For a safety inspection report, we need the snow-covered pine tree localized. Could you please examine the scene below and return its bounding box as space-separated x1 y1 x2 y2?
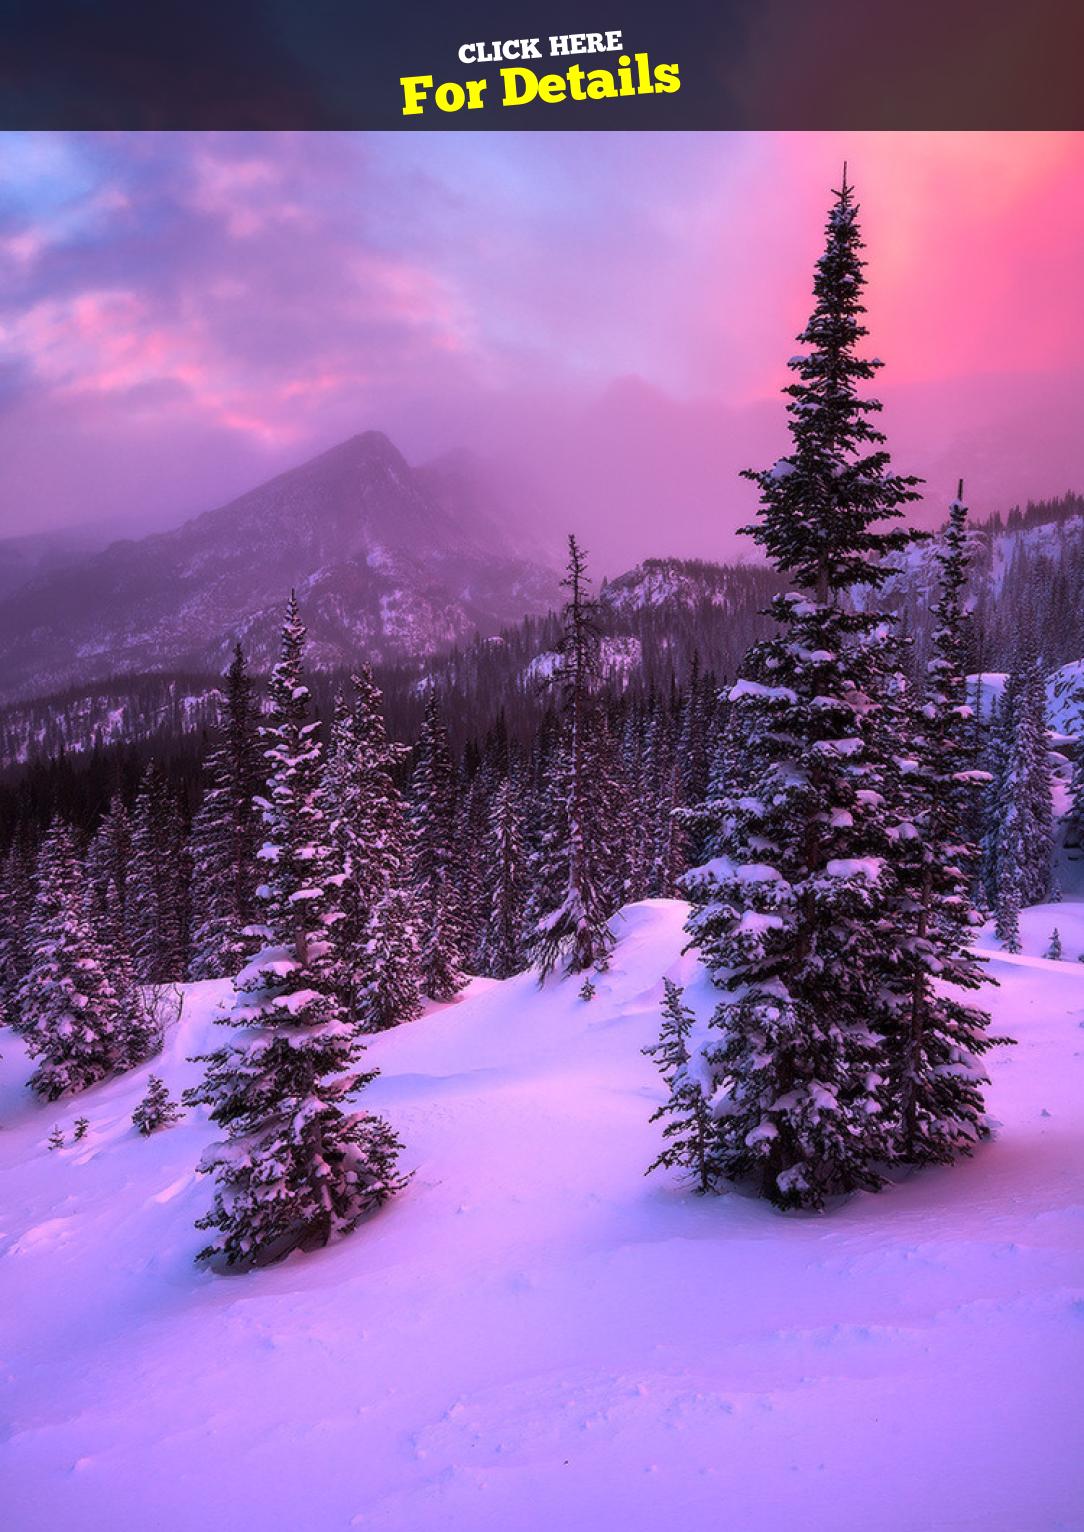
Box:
324 667 421 1031
83 796 155 1066
188 644 262 980
595 705 636 913
995 858 1023 953
1066 745 1084 854
979 692 1007 908
0 826 37 1031
644 703 686 897
48 1124 64 1151
1045 928 1063 960
359 887 424 1034
19 819 130 1100
84 794 132 937
531 535 614 979
410 695 466 1002
987 651 1054 933
132 1074 182 1135
127 765 189 982
643 979 719 1194
453 763 493 973
682 170 922 1209
618 702 649 903
186 596 408 1267
678 683 746 884
1017 655 1055 906
523 718 568 943
890 486 1000 1164
103 874 159 1065
677 655 713 866
479 774 528 979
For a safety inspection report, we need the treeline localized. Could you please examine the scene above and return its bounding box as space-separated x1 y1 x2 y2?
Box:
2 488 1082 812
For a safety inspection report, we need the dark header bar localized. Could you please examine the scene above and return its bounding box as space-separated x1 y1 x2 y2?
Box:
1 0 1080 129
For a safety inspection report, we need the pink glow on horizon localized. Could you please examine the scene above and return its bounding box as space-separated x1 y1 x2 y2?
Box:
0 131 1080 561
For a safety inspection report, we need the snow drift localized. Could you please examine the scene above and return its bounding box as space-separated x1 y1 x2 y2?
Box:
2 898 1083 1531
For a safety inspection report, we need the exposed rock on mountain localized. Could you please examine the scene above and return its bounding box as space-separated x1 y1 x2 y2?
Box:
0 432 559 703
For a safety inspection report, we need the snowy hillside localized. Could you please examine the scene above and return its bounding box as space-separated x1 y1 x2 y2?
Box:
970 664 1084 742
3 899 1082 1532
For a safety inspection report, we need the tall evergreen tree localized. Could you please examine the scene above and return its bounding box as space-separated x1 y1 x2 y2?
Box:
682 171 922 1209
83 795 149 1059
994 857 1024 953
359 887 424 1034
986 651 1054 932
87 862 157 1066
890 487 1001 1163
454 764 493 973
84 793 132 936
127 764 189 982
1066 738 1084 855
187 597 407 1267
643 703 685 897
480 774 528 978
0 826 38 1031
324 668 421 1031
188 644 262 980
19 819 131 1099
677 655 713 866
532 535 614 979
410 696 466 1001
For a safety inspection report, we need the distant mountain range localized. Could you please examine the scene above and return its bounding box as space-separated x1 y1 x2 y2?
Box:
0 431 560 704
0 431 1080 765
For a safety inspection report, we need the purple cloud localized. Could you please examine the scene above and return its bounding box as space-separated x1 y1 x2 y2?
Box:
0 131 1081 567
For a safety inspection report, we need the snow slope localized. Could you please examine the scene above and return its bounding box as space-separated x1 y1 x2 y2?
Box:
2 899 1083 1531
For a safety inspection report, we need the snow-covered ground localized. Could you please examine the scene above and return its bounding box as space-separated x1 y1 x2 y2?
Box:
2 899 1083 1531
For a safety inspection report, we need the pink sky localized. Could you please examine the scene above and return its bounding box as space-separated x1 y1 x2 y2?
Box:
0 131 1080 568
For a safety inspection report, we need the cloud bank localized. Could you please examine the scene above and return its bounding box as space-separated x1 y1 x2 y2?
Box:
0 131 1080 568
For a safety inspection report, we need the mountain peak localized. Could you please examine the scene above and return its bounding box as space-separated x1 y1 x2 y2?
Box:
334 428 402 462
0 430 560 701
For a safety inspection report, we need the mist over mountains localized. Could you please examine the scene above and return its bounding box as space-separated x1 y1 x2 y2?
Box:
0 432 559 703
0 417 1081 746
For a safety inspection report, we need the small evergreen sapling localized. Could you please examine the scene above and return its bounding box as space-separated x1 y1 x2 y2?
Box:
48 1125 64 1151
1045 928 1063 960
73 1116 90 1141
132 1075 182 1135
578 976 596 1001
643 979 718 1194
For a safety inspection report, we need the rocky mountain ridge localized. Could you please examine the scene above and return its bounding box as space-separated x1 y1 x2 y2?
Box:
0 431 560 704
